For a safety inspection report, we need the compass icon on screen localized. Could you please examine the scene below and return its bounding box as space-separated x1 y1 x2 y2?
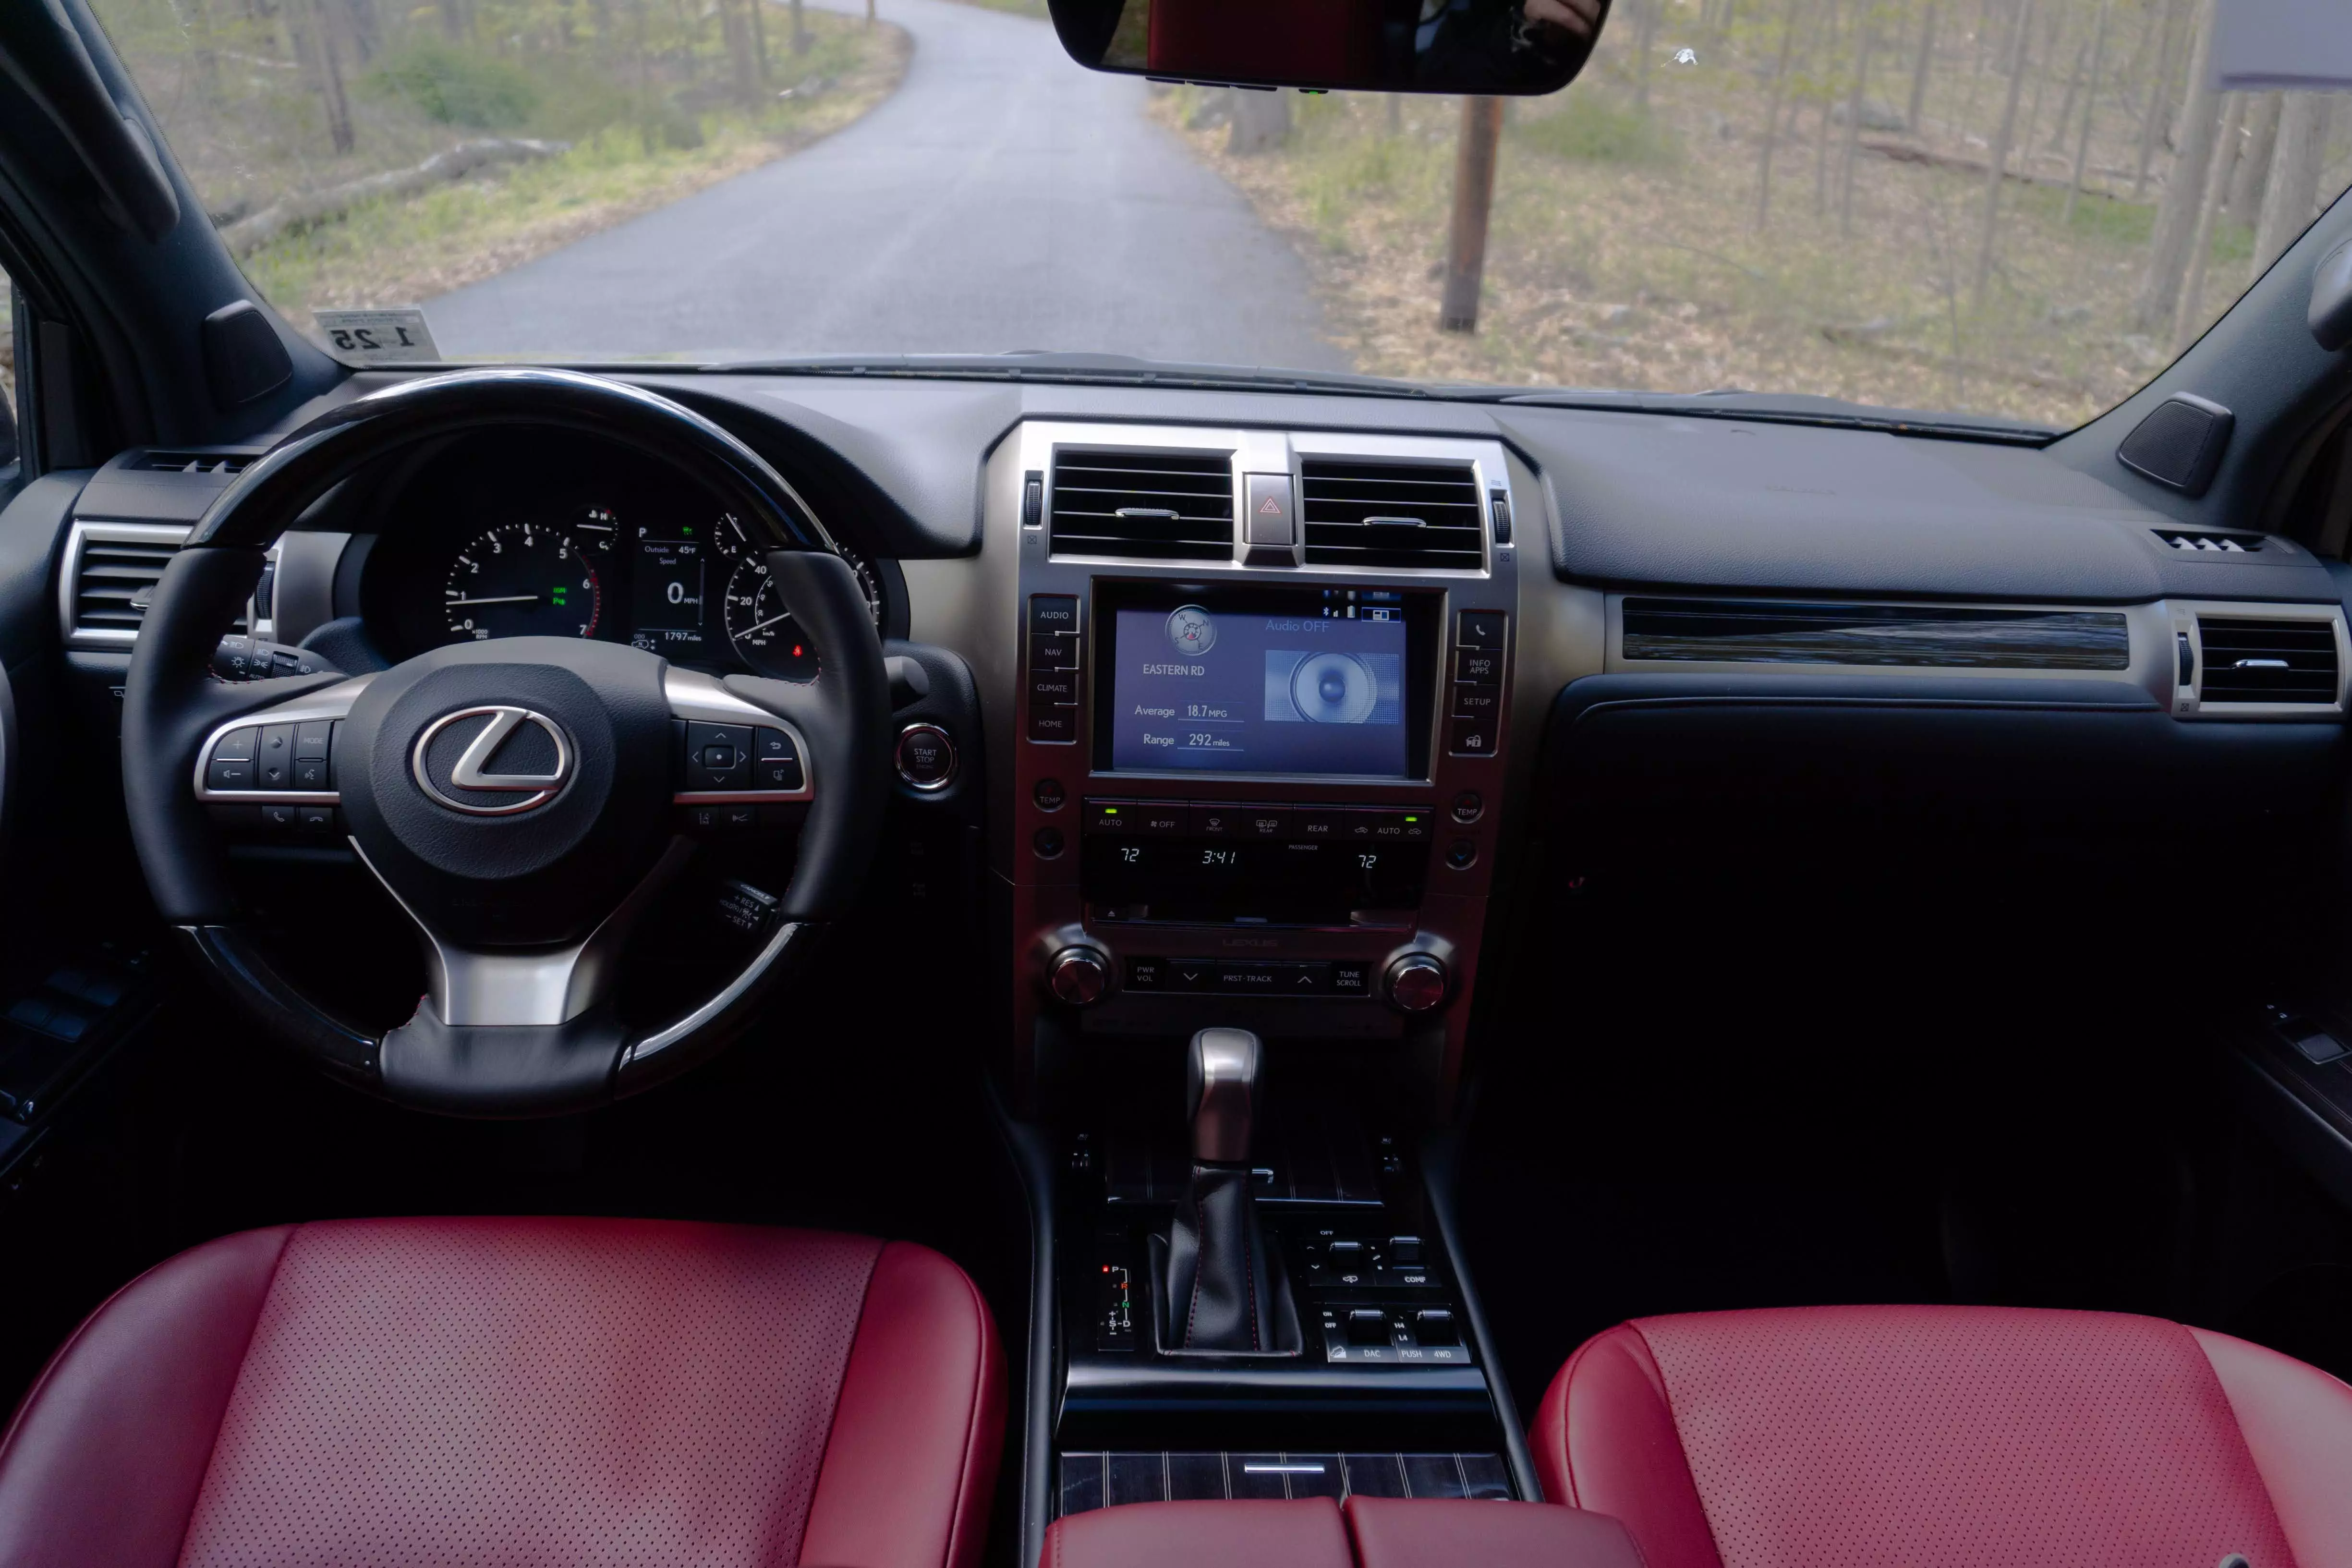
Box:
1166 606 1217 657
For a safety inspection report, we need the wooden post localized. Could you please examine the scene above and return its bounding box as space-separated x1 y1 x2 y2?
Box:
1440 97 1504 333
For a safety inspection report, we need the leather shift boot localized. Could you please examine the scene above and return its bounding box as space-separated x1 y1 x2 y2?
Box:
1164 1162 1274 1351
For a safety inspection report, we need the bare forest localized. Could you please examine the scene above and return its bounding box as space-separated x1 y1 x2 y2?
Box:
1167 0 2352 426
89 0 904 328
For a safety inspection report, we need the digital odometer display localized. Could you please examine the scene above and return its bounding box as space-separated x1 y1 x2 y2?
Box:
1108 592 1411 777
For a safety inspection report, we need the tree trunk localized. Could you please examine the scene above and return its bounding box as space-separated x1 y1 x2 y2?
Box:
299 0 355 156
1813 0 1843 214
2173 91 2244 350
2015 2 2062 178
2225 90 2281 221
1972 0 2035 306
2134 0 2219 329
2133 0 2182 199
723 0 757 104
1838 19 1872 233
1907 0 1937 133
1635 0 1661 110
1441 96 1504 332
2048 26 2089 152
2254 94 2336 276
1755 0 1806 229
1228 89 1291 154
2063 0 2111 225
792 0 810 53
749 0 771 87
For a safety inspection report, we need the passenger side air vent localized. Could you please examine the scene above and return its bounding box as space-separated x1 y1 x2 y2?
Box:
71 532 183 637
2196 617 2340 704
1049 451 1234 560
134 450 256 476
1299 460 1483 570
2156 529 2266 554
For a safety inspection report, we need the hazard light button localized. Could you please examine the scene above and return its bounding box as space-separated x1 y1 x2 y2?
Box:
1245 473 1295 551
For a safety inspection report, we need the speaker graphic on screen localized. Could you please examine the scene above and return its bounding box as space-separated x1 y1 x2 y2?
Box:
1264 650 1403 726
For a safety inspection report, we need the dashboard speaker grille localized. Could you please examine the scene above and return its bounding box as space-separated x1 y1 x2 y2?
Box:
2196 616 2340 704
1299 460 1483 570
1049 451 1234 560
73 536 184 635
134 450 256 475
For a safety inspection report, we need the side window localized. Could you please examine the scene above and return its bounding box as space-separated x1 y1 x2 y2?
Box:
0 270 17 471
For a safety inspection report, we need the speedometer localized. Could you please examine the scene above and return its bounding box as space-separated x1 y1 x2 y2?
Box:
444 520 602 641
713 512 881 681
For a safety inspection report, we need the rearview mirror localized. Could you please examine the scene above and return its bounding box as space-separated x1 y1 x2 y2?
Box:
1048 0 1611 96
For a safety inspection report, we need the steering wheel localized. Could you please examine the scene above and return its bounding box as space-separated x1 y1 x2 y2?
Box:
120 369 891 1117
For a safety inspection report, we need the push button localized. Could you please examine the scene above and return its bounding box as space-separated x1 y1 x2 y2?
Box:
255 725 296 789
206 757 256 791
1027 595 1080 636
212 727 260 763
1127 957 1166 991
1082 799 1136 834
1029 669 1079 705
1456 611 1507 648
294 721 333 759
1453 648 1503 686
684 722 754 790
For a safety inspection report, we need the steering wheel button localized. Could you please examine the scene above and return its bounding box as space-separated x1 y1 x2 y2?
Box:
291 757 330 790
701 743 739 770
754 728 795 760
756 757 803 790
296 806 335 832
206 758 256 791
259 802 298 830
256 725 296 788
212 728 259 763
294 722 334 759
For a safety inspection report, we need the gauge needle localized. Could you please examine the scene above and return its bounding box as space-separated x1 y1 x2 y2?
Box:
446 594 540 606
737 609 795 637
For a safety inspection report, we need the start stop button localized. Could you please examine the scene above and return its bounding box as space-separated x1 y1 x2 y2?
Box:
895 723 957 791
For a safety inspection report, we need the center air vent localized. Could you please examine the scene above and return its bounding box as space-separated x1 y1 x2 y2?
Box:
1299 460 1483 570
1049 451 1234 560
135 450 256 476
71 532 184 638
2196 616 2340 704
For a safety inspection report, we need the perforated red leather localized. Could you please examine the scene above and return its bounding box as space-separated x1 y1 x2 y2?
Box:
1542 1305 2309 1568
1043 1499 1354 1568
172 1217 884 1568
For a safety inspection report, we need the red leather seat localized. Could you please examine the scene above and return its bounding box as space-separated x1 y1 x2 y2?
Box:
1534 1304 2352 1568
0 1216 1003 1568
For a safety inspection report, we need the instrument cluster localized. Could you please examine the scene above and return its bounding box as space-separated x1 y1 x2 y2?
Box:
364 431 885 680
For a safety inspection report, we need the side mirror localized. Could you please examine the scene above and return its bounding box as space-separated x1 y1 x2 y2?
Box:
1049 0 1610 96
2312 238 2352 353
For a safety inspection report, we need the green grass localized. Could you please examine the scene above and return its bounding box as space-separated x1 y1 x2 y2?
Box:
362 40 541 130
1511 95 1681 168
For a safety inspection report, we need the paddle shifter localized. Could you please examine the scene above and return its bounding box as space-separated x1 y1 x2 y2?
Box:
1162 1027 1282 1352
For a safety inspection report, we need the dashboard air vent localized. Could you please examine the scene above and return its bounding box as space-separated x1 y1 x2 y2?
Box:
135 450 255 476
1299 460 1483 570
2156 529 2266 553
2196 616 2340 704
1049 451 1234 560
72 535 183 636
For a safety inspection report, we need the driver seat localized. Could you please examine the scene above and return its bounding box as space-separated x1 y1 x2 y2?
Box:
0 1216 1003 1568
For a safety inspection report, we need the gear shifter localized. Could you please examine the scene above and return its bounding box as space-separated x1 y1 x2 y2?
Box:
1162 1027 1282 1352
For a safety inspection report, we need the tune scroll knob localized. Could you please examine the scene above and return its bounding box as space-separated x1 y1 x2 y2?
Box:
1048 946 1113 1007
1385 954 1448 1014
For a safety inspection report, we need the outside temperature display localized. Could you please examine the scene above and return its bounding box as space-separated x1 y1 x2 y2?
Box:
631 522 715 657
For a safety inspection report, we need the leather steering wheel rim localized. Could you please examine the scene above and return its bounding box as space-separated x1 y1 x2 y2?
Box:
121 368 893 1116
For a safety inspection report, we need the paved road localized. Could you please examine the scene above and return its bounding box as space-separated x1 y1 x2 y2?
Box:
426 0 1342 369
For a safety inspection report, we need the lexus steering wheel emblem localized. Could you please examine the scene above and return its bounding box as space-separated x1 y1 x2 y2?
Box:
412 705 573 815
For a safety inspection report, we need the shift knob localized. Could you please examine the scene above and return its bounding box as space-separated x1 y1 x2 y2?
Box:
1188 1027 1262 1165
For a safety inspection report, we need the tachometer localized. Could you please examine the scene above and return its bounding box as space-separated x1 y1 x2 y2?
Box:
443 520 603 641
714 512 881 681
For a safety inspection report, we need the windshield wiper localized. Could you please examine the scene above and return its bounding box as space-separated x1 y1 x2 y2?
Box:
1474 387 2057 445
701 352 1438 400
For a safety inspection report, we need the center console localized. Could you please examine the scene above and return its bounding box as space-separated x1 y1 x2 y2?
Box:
984 425 1522 1086
930 422 1533 1558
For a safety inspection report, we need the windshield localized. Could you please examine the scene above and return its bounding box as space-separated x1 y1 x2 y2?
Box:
88 0 2352 429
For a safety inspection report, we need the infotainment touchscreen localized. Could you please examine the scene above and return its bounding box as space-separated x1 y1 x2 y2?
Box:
1105 590 1415 777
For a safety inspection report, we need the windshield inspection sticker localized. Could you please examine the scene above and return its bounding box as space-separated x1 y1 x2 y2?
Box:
313 308 440 364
